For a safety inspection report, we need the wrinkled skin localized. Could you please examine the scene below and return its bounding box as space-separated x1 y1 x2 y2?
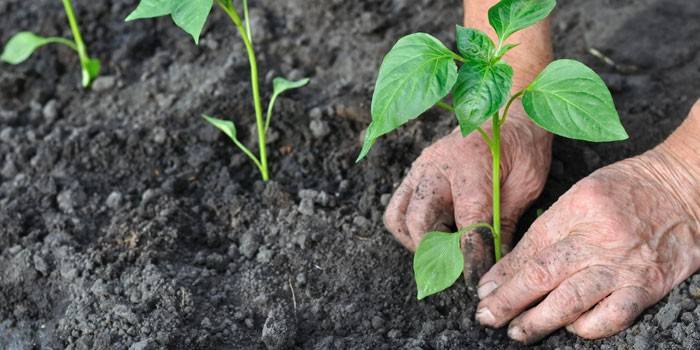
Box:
476 144 700 343
383 107 552 277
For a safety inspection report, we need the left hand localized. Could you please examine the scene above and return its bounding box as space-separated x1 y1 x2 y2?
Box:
474 145 700 343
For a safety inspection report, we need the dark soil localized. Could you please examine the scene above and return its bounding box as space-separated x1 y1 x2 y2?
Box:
1 0 699 349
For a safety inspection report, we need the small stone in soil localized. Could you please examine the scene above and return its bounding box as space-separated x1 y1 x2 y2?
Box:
129 339 156 350
42 99 58 121
380 193 391 206
309 119 330 139
141 189 159 205
689 284 700 298
298 198 314 215
152 127 167 144
256 247 274 263
633 334 650 350
33 254 48 274
239 232 261 259
57 187 86 214
106 191 124 209
655 303 681 330
371 316 384 330
92 76 116 91
353 216 371 230
309 107 323 119
261 305 297 350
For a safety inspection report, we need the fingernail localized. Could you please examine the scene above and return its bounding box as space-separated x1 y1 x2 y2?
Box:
475 307 495 325
508 324 525 341
565 324 575 333
477 281 498 299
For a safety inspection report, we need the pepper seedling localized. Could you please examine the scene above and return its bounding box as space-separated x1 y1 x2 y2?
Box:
356 0 628 299
125 0 309 181
0 0 100 88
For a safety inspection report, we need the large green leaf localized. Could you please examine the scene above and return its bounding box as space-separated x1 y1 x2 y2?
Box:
455 26 494 63
124 0 171 20
170 0 213 44
357 33 458 161
453 61 513 136
522 59 628 141
1 32 76 64
126 0 213 44
265 77 310 131
414 231 464 300
488 0 556 42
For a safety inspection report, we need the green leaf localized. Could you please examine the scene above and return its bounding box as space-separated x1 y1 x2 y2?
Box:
82 57 101 88
202 114 238 142
273 77 310 96
455 26 494 63
488 0 556 42
170 0 213 44
453 61 513 135
265 77 310 131
125 0 171 20
522 59 628 141
357 33 458 161
414 231 464 300
126 0 213 44
1 32 75 64
202 114 263 170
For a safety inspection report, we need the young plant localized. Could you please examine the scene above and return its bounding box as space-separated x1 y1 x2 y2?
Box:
0 0 100 88
125 0 309 181
357 0 628 299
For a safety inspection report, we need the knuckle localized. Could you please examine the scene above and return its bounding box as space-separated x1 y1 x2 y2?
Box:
573 178 607 199
634 263 666 288
489 293 516 323
522 258 554 287
552 281 586 314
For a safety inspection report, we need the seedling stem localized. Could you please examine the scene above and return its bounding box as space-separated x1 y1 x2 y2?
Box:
62 0 96 87
218 1 269 181
490 113 502 261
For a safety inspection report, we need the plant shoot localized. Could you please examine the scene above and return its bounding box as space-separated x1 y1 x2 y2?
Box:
126 0 309 181
1 0 100 88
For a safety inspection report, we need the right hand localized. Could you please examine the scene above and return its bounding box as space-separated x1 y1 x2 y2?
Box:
383 107 552 275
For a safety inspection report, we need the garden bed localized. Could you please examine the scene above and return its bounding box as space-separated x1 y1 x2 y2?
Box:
1 0 699 348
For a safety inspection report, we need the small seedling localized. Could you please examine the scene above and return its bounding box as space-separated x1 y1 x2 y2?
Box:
126 0 309 181
357 0 627 299
1 0 100 88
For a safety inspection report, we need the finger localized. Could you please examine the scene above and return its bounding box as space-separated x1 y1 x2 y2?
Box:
477 206 566 299
405 174 454 245
567 286 655 339
383 178 415 250
475 237 590 327
507 265 616 344
500 181 538 254
461 227 494 287
451 183 493 283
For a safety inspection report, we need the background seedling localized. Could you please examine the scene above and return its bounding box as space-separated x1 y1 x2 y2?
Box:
0 0 100 88
126 0 309 181
357 0 628 299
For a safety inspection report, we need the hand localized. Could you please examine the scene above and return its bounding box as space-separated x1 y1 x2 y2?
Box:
475 143 700 343
383 108 552 276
